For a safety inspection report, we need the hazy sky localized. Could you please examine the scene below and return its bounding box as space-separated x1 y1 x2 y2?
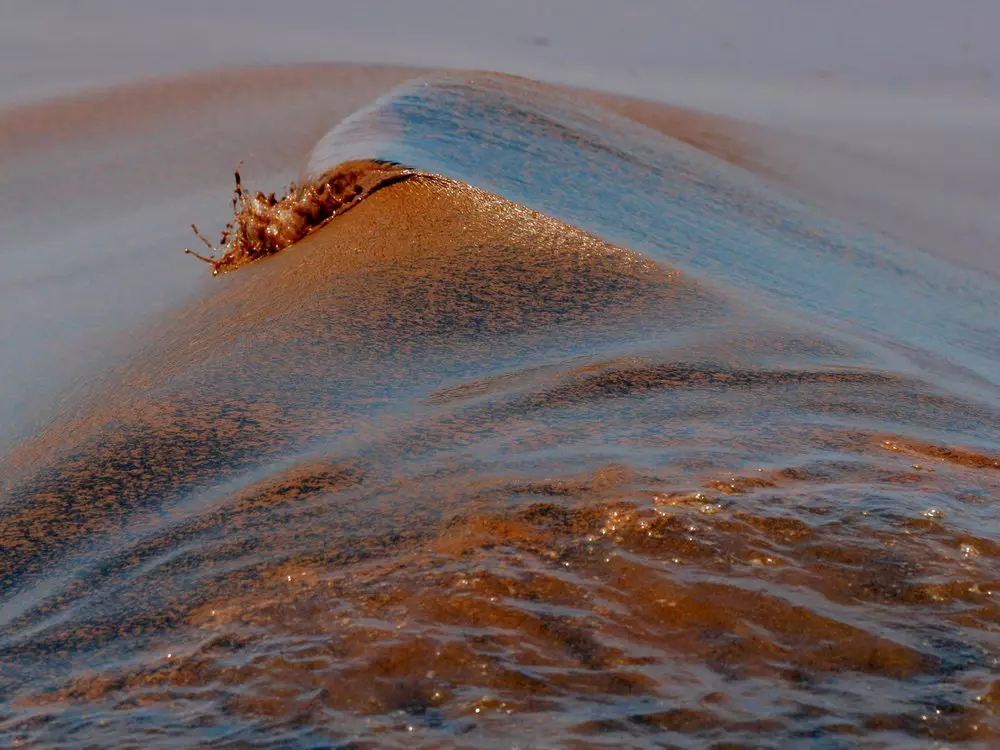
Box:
2 0 998 108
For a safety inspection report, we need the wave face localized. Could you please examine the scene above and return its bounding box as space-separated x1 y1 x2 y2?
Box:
310 74 1000 400
2 73 999 747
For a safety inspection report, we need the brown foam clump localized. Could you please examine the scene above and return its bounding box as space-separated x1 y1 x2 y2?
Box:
185 159 419 274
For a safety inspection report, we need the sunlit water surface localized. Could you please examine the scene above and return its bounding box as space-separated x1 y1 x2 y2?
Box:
1 73 999 748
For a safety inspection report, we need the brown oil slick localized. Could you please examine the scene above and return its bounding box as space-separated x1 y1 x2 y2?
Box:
3 85 1000 748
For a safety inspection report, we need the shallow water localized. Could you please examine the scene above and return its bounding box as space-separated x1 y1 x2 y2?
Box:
2 68 1000 749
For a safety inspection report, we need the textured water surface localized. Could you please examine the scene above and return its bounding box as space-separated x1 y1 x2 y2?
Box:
1 73 999 748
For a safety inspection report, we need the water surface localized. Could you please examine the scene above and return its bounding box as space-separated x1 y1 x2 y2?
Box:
1 72 999 748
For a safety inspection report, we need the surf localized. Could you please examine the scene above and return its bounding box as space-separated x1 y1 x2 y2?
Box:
1 70 998 748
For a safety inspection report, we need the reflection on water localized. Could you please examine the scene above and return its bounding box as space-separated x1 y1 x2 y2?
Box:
1 74 998 747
